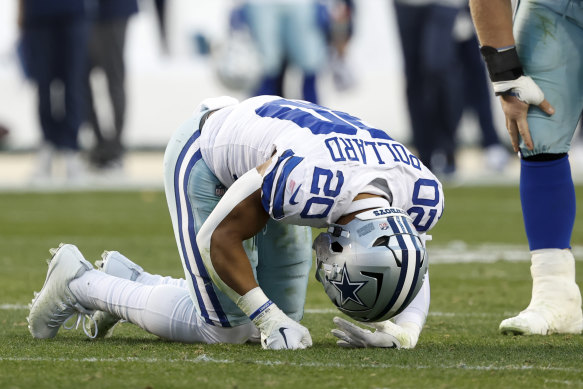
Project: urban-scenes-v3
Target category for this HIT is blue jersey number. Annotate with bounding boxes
[407,178,441,232]
[300,167,344,219]
[255,99,393,141]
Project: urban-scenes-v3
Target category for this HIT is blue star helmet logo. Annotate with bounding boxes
[329,263,367,306]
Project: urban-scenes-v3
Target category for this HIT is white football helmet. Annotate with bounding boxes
[313,207,428,323]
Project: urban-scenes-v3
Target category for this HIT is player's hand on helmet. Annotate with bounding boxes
[493,75,554,152]
[331,316,420,349]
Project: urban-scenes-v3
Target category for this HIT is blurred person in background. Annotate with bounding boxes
[153,0,169,55]
[0,124,9,150]
[276,0,356,103]
[18,0,91,183]
[392,0,466,177]
[85,0,139,173]
[455,6,511,172]
[272,0,356,101]
[245,0,327,103]
[319,0,356,92]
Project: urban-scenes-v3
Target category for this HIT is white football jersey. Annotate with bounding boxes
[199,96,444,232]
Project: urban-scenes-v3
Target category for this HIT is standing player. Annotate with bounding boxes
[27,96,443,349]
[470,0,582,335]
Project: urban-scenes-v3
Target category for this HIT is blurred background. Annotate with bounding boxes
[0,0,581,189]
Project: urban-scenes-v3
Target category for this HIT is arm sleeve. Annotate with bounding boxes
[195,168,263,302]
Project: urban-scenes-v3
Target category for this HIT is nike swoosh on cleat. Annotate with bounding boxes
[279,327,289,348]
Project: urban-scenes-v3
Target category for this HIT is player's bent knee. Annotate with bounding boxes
[141,284,202,343]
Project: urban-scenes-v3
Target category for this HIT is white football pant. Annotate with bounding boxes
[70,270,258,343]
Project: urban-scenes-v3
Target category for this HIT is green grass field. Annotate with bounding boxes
[1,186,582,389]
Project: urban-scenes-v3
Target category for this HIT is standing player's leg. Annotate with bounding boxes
[499,0,583,335]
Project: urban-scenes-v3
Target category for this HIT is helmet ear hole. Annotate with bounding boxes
[331,242,343,253]
[372,236,390,247]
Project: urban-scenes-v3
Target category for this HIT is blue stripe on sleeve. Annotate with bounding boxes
[272,155,303,219]
[261,149,302,219]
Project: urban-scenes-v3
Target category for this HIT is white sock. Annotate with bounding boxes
[135,272,188,289]
[69,270,203,342]
[70,270,153,322]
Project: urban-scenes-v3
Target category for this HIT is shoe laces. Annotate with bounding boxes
[29,290,97,339]
[61,304,98,339]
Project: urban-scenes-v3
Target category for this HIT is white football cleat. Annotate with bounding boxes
[86,251,143,338]
[28,244,94,339]
[500,249,583,335]
[95,250,143,281]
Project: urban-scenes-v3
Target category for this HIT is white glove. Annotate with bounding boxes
[492,75,545,105]
[238,287,312,350]
[259,308,312,350]
[331,316,421,349]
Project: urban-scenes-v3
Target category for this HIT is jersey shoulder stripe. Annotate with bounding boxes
[261,149,304,219]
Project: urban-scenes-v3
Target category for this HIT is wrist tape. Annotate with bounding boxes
[237,287,278,328]
[480,45,524,86]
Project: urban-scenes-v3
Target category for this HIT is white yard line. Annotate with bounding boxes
[0,355,581,373]
[0,304,28,310]
[0,304,507,317]
[428,243,583,264]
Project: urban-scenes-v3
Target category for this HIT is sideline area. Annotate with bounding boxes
[1,145,583,191]
[0,146,545,191]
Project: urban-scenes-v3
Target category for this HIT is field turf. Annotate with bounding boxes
[1,186,582,389]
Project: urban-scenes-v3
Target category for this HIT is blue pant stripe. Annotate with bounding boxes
[174,130,230,327]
